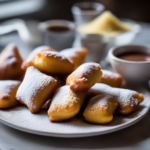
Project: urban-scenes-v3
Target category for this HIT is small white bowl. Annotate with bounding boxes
[109,44,150,84]
[38,20,75,51]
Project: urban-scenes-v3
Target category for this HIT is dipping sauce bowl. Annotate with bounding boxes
[109,45,150,84]
[39,20,75,51]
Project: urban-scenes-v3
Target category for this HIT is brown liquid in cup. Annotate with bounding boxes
[117,52,150,62]
[80,7,96,11]
[47,26,70,32]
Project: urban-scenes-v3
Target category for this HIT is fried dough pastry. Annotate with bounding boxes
[0,43,23,80]
[21,46,56,71]
[83,94,118,124]
[66,63,102,91]
[32,51,74,74]
[0,80,21,109]
[100,70,123,87]
[60,47,88,69]
[16,66,57,113]
[48,85,86,121]
[87,83,144,114]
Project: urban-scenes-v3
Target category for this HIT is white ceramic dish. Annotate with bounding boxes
[109,44,150,83]
[38,20,75,51]
[0,86,149,138]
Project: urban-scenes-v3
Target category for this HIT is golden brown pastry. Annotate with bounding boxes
[21,46,57,71]
[0,43,23,80]
[60,47,88,69]
[66,63,102,91]
[87,83,144,114]
[83,94,118,124]
[0,80,21,109]
[32,51,74,74]
[48,85,86,121]
[16,66,57,113]
[100,70,123,87]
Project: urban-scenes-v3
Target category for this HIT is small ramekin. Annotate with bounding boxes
[38,20,75,51]
[109,44,150,84]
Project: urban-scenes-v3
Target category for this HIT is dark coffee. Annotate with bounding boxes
[117,52,150,62]
[47,26,70,32]
[80,7,95,11]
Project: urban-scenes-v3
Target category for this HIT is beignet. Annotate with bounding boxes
[100,70,123,87]
[60,47,88,69]
[83,94,118,124]
[0,43,23,80]
[16,66,57,113]
[0,80,21,109]
[66,63,102,91]
[48,85,86,121]
[87,83,144,114]
[21,46,56,71]
[32,51,74,74]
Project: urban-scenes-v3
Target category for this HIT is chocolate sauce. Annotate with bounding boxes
[47,26,69,32]
[117,52,150,62]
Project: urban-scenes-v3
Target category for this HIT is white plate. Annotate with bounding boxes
[0,86,149,138]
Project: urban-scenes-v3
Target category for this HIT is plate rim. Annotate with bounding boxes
[0,104,149,138]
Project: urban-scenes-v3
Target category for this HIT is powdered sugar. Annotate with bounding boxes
[27,46,56,63]
[60,48,88,69]
[16,66,57,112]
[22,46,56,69]
[77,77,88,82]
[88,94,115,110]
[50,85,80,112]
[0,43,19,66]
[73,63,101,79]
[102,69,121,79]
[60,48,78,58]
[60,47,87,58]
[0,43,23,78]
[0,80,20,99]
[102,70,114,76]
[88,83,142,113]
[42,51,68,61]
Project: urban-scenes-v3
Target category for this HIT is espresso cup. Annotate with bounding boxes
[39,20,75,51]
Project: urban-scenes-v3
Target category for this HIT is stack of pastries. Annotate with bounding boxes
[0,43,144,124]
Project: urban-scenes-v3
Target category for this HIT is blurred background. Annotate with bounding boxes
[1,0,150,59]
[1,0,150,22]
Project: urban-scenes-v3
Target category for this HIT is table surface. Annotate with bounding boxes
[1,21,150,150]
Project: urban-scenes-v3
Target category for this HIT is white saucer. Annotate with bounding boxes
[0,87,149,138]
